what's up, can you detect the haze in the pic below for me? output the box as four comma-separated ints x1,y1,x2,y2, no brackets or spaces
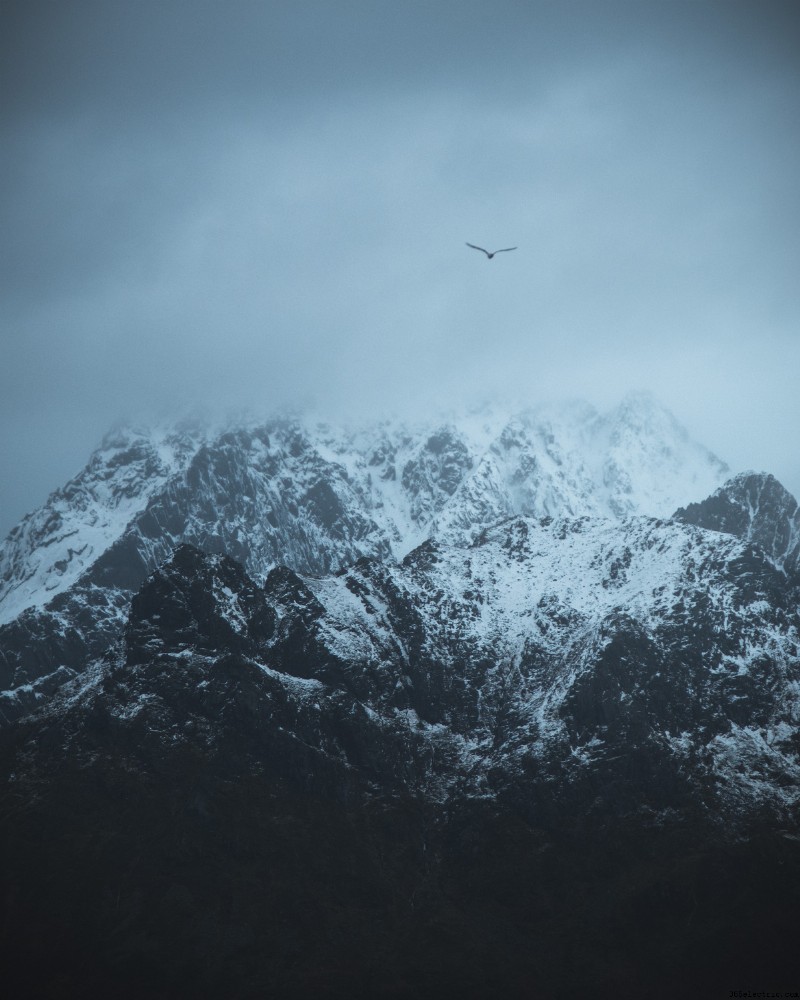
2,0,799,538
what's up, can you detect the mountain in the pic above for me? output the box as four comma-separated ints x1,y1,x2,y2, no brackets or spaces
0,393,727,623
0,393,727,689
1,394,798,998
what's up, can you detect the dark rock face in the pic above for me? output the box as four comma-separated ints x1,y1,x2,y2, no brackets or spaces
675,471,800,575
0,606,86,689
126,544,277,663
0,664,77,725
401,426,474,524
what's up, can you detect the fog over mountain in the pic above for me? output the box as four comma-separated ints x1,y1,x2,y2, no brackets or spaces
2,0,800,539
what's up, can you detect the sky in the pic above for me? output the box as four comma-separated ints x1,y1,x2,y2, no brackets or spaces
2,0,799,537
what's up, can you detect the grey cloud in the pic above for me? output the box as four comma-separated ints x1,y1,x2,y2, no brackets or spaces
7,2,796,123
1,1,799,535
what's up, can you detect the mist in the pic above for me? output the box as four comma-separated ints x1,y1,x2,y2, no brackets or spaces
2,0,799,537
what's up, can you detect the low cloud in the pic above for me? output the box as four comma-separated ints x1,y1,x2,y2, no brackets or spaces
2,1,799,533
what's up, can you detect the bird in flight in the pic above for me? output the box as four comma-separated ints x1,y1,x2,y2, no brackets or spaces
466,242,517,259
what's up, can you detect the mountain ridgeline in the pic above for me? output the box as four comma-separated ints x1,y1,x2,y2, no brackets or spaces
1,394,798,999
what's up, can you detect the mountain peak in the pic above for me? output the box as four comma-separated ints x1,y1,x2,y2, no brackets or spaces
674,471,800,574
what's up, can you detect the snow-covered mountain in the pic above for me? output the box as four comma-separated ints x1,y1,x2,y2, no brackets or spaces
1,392,797,998
0,392,729,691
0,392,726,622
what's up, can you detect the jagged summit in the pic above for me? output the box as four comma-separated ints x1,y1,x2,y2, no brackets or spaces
0,393,728,628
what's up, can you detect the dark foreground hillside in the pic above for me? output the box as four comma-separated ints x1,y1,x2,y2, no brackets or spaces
1,729,799,1000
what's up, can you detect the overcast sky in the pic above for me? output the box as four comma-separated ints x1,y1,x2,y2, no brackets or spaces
2,0,799,537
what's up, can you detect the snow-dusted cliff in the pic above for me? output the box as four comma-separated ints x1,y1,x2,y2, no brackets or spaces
0,423,207,625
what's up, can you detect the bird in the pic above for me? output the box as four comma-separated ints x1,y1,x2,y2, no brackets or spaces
466,242,517,259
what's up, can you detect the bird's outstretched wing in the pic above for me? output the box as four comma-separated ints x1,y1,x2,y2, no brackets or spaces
466,242,517,257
